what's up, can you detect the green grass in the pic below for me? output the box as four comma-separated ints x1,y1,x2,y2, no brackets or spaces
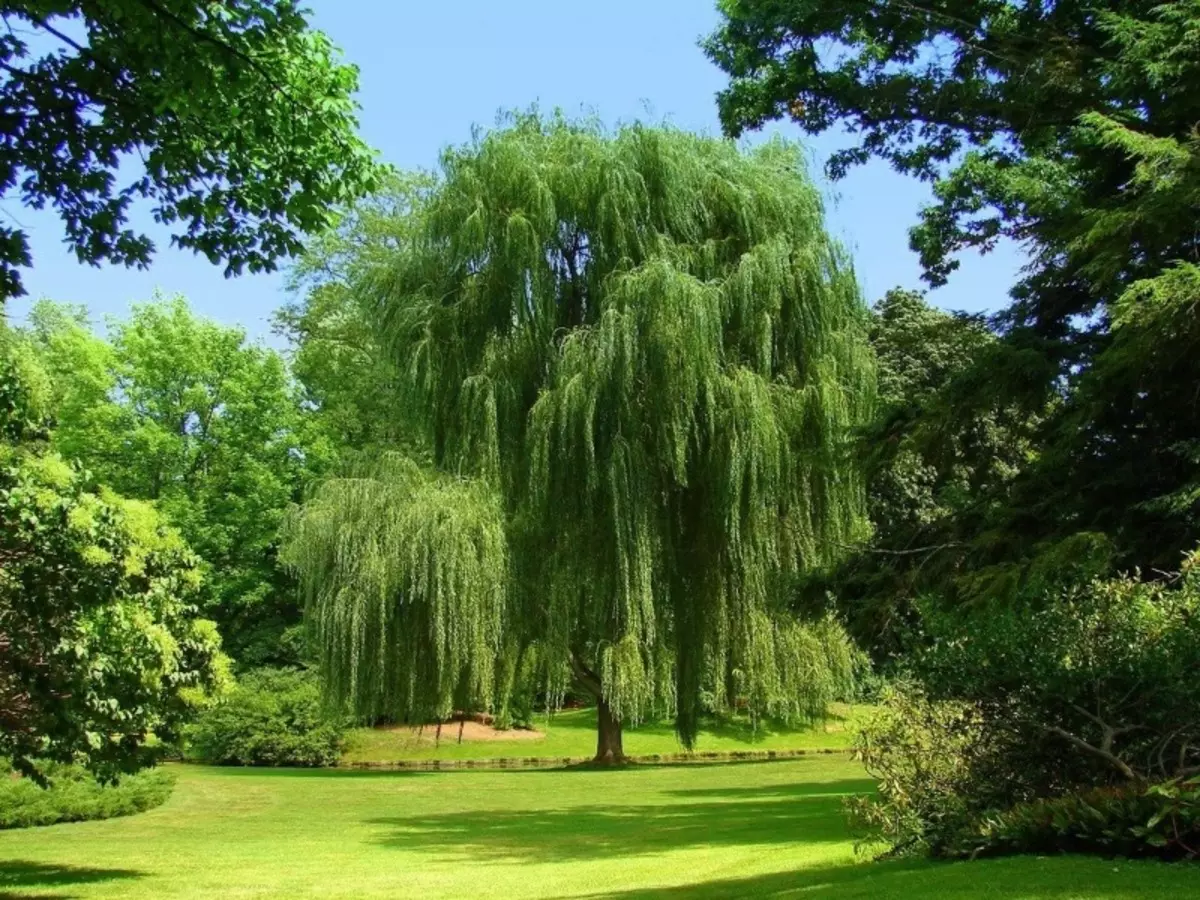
2,758,1195,898
342,704,865,764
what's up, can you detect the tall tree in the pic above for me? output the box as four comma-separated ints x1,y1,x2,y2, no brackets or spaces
0,327,228,781
0,0,382,302
275,176,433,465
24,297,306,664
284,115,873,762
705,0,1200,571
797,290,1039,656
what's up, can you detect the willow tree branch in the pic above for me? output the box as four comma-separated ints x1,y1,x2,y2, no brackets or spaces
568,650,602,699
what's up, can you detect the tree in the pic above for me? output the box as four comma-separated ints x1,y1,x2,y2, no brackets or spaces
24,297,306,664
705,1,1200,572
284,114,873,762
0,0,383,302
797,290,1038,655
0,330,228,781
275,176,434,464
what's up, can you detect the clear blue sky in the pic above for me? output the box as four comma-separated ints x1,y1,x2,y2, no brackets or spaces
8,0,1022,342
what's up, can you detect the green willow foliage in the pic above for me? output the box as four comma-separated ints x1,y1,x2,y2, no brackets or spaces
283,456,506,723
287,115,873,746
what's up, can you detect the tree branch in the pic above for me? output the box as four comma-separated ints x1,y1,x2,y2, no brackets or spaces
568,650,602,699
1044,724,1139,781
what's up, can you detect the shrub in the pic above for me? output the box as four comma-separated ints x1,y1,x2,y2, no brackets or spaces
950,777,1200,861
0,442,229,782
186,668,345,767
846,682,993,856
917,559,1200,792
0,760,174,829
849,554,1200,858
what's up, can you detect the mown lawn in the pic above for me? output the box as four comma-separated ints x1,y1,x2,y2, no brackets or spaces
2,757,1196,899
342,704,864,764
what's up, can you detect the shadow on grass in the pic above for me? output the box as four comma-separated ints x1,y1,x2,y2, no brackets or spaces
572,856,1190,899
664,781,874,800
0,860,142,900
368,777,875,862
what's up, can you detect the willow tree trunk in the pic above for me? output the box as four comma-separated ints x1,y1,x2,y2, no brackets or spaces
570,651,628,765
595,697,625,765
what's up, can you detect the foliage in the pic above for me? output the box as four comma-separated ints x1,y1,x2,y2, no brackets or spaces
0,439,229,781
276,175,434,464
846,682,988,857
0,760,174,830
850,560,1200,857
918,559,1200,789
706,0,1200,577
0,321,53,443
186,667,345,767
23,297,307,664
796,290,1034,657
0,0,382,302
285,113,876,757
282,454,506,725
952,777,1200,862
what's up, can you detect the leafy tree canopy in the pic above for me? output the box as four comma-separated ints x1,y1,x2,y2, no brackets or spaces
284,114,874,761
0,0,383,302
22,297,307,665
0,328,229,781
275,175,434,464
706,1,1200,571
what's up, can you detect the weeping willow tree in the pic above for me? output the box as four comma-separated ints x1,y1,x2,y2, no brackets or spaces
286,113,874,763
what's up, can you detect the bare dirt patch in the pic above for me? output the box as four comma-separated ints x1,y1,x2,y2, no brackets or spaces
379,720,545,745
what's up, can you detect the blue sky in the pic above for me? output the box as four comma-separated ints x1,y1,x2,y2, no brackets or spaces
8,0,1022,343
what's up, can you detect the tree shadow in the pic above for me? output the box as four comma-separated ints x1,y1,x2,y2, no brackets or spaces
0,860,142,900
571,856,1193,899
367,777,875,863
664,781,874,800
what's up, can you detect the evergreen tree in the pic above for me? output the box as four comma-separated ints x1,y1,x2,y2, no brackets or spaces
284,115,873,762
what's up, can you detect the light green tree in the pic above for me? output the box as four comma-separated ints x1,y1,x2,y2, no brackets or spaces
275,176,435,465
25,297,305,664
1,327,228,781
284,116,874,762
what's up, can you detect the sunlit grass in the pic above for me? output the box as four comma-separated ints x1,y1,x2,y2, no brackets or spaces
1,757,1194,899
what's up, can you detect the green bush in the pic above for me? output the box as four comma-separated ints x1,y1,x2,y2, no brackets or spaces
849,554,1200,858
0,761,174,829
846,682,992,856
917,560,1200,794
186,668,346,767
951,777,1200,861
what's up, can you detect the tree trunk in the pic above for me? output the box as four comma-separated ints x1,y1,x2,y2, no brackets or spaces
569,650,629,765
594,697,626,765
